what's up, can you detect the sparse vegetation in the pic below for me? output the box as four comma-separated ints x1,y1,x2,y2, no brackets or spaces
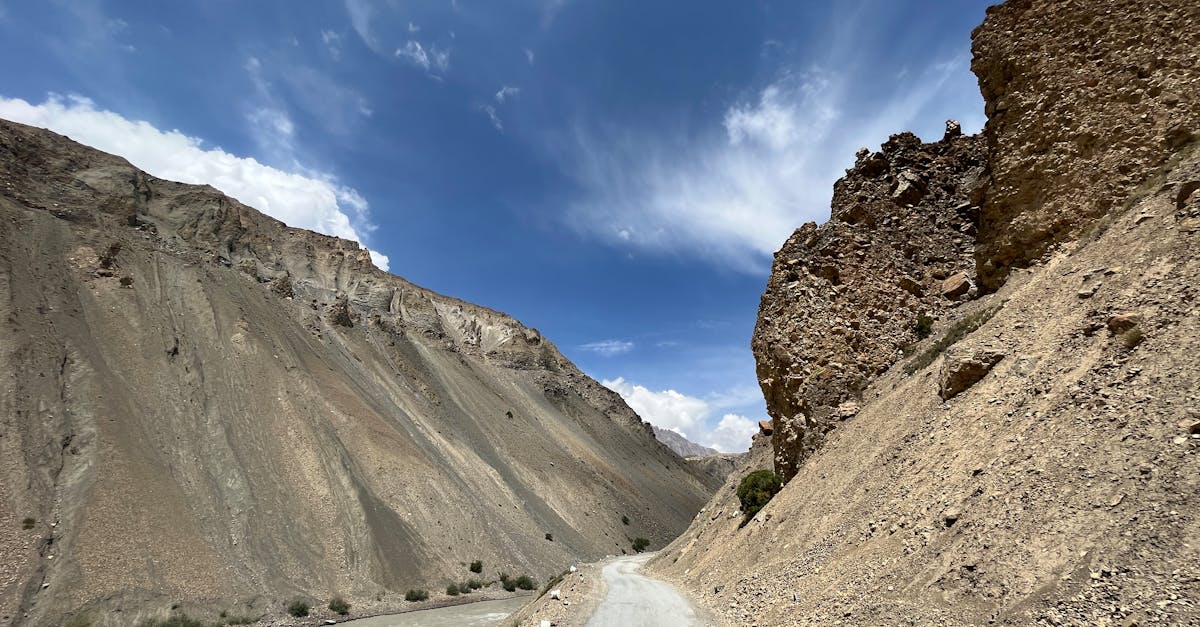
446,583,460,596
119,276,134,287
904,302,1005,375
514,575,536,590
99,242,122,269
469,559,483,573
328,595,350,615
545,532,553,541
286,600,309,617
405,589,429,602
21,517,35,530
135,616,202,627
1121,326,1144,349
915,312,934,339
632,537,650,552
737,469,784,523
621,514,630,525
541,569,570,595
466,578,483,590
502,579,516,592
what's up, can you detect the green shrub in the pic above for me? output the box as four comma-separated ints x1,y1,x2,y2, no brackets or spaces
286,600,309,617
466,579,483,590
446,583,460,596
1121,326,1144,349
544,532,553,541
514,575,536,590
136,616,203,627
21,517,35,530
328,595,350,615
631,537,650,552
915,312,934,339
737,470,783,522
469,560,483,573
405,589,429,602
904,303,1004,375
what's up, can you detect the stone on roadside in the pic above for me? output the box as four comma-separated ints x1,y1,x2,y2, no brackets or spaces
1106,312,1142,334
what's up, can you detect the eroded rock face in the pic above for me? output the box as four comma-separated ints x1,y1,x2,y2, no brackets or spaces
972,0,1200,289
752,129,987,480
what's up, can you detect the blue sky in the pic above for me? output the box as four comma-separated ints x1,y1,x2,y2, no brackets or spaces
0,0,992,451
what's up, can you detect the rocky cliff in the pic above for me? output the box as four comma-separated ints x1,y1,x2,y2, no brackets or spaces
0,119,713,626
652,0,1200,624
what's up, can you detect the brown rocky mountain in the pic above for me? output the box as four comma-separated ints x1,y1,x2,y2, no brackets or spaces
0,119,714,626
649,0,1200,625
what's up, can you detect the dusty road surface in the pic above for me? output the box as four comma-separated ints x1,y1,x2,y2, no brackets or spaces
583,554,710,627
341,597,529,627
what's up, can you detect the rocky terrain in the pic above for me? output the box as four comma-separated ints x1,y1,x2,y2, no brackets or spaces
651,0,1200,624
652,427,719,458
0,119,715,626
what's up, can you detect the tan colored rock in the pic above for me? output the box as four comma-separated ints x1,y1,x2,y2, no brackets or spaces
941,272,971,299
758,420,774,436
939,347,1006,400
1106,311,1143,334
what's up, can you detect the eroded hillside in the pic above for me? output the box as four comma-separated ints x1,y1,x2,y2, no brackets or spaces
0,119,713,626
651,0,1200,624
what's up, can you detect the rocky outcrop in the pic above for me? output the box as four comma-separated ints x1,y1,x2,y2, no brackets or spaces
658,1,1200,625
0,119,714,626
752,127,986,480
972,0,1200,289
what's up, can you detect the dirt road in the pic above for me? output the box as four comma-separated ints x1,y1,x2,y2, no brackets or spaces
583,554,711,627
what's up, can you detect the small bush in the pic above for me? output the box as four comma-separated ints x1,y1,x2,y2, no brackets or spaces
498,572,510,583
99,242,122,269
466,579,483,590
632,537,650,552
1121,326,1144,349
21,517,35,530
737,470,783,522
915,312,934,339
136,616,203,627
904,303,1005,375
286,600,309,617
446,583,460,596
502,579,517,592
405,589,429,602
469,560,483,573
514,575,536,590
545,532,553,541
328,595,350,615
621,515,630,525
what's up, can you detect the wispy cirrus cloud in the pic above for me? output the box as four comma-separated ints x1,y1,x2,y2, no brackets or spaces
495,86,520,104
397,40,450,75
563,55,980,273
0,94,389,270
580,340,634,356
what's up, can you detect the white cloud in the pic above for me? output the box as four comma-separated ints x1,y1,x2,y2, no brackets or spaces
564,56,979,273
396,40,449,74
321,29,342,60
495,86,520,104
407,21,420,32
706,414,759,454
579,340,634,356
524,48,535,65
0,94,389,271
478,104,503,132
602,377,759,453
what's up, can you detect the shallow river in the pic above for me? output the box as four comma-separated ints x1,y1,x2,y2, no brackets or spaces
339,597,529,627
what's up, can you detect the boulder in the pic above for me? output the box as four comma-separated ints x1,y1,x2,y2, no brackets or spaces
941,272,972,299
939,347,1006,400
758,420,774,436
1106,312,1142,334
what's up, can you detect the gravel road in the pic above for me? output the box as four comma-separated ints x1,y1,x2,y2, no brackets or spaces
583,554,710,627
